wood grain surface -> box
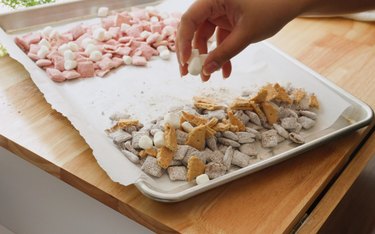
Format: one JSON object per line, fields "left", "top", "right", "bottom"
{"left": 1, "top": 17, "right": 375, "bottom": 233}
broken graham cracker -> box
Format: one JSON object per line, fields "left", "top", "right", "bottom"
{"left": 181, "top": 111, "right": 208, "bottom": 126}
{"left": 187, "top": 156, "right": 205, "bottom": 182}
{"left": 185, "top": 124, "right": 206, "bottom": 151}
{"left": 251, "top": 88, "right": 268, "bottom": 103}
{"left": 157, "top": 146, "right": 174, "bottom": 169}
{"left": 230, "top": 98, "right": 254, "bottom": 110}
{"left": 293, "top": 89, "right": 306, "bottom": 104}
{"left": 106, "top": 119, "right": 139, "bottom": 133}
{"left": 309, "top": 94, "right": 320, "bottom": 109}
{"left": 193, "top": 96, "right": 222, "bottom": 111}
{"left": 227, "top": 110, "right": 246, "bottom": 132}
{"left": 262, "top": 83, "right": 278, "bottom": 102}
{"left": 261, "top": 102, "right": 279, "bottom": 125}
{"left": 164, "top": 123, "right": 178, "bottom": 151}
{"left": 273, "top": 83, "right": 292, "bottom": 104}
{"left": 204, "top": 118, "right": 218, "bottom": 138}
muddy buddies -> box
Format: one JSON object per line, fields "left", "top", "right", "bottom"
{"left": 106, "top": 83, "right": 319, "bottom": 184}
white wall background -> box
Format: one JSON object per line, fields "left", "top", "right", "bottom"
{"left": 0, "top": 147, "right": 152, "bottom": 234}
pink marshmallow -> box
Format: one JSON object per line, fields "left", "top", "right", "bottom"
{"left": 46, "top": 68, "right": 66, "bottom": 82}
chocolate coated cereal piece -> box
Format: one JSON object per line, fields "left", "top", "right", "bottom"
{"left": 281, "top": 117, "right": 298, "bottom": 130}
{"left": 174, "top": 145, "right": 189, "bottom": 161}
{"left": 232, "top": 150, "right": 250, "bottom": 168}
{"left": 273, "top": 123, "right": 289, "bottom": 138}
{"left": 289, "top": 132, "right": 305, "bottom": 144}
{"left": 234, "top": 110, "right": 250, "bottom": 125}
{"left": 239, "top": 143, "right": 258, "bottom": 156}
{"left": 203, "top": 109, "right": 226, "bottom": 120}
{"left": 208, "top": 150, "right": 224, "bottom": 163}
{"left": 167, "top": 166, "right": 187, "bottom": 181}
{"left": 261, "top": 130, "right": 278, "bottom": 148}
{"left": 218, "top": 144, "right": 229, "bottom": 154}
{"left": 205, "top": 162, "right": 227, "bottom": 179}
{"left": 217, "top": 137, "right": 241, "bottom": 148}
{"left": 299, "top": 110, "right": 317, "bottom": 120}
{"left": 223, "top": 146, "right": 234, "bottom": 169}
{"left": 298, "top": 116, "right": 316, "bottom": 129}
{"left": 222, "top": 131, "right": 239, "bottom": 141}
{"left": 295, "top": 123, "right": 302, "bottom": 133}
{"left": 132, "top": 131, "right": 149, "bottom": 149}
{"left": 141, "top": 156, "right": 163, "bottom": 177}
{"left": 124, "top": 141, "right": 139, "bottom": 155}
{"left": 169, "top": 160, "right": 183, "bottom": 166}
{"left": 176, "top": 129, "right": 188, "bottom": 145}
{"left": 236, "top": 132, "right": 255, "bottom": 144}
{"left": 245, "top": 127, "right": 262, "bottom": 140}
{"left": 245, "top": 110, "right": 262, "bottom": 126}
{"left": 121, "top": 149, "right": 140, "bottom": 164}
{"left": 206, "top": 136, "right": 218, "bottom": 151}
{"left": 110, "top": 130, "right": 132, "bottom": 145}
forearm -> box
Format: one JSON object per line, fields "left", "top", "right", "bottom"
{"left": 302, "top": 0, "right": 375, "bottom": 15}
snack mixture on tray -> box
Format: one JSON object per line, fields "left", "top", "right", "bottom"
{"left": 106, "top": 83, "right": 320, "bottom": 184}
{"left": 14, "top": 6, "right": 180, "bottom": 82}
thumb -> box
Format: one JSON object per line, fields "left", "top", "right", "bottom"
{"left": 203, "top": 25, "right": 251, "bottom": 76}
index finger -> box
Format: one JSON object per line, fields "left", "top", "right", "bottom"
{"left": 176, "top": 0, "right": 214, "bottom": 65}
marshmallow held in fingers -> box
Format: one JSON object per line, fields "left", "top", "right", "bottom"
{"left": 186, "top": 49, "right": 208, "bottom": 76}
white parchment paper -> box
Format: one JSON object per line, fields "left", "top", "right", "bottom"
{"left": 0, "top": 0, "right": 350, "bottom": 186}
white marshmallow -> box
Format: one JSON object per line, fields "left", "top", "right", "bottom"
{"left": 81, "top": 38, "right": 96, "bottom": 49}
{"left": 122, "top": 55, "right": 132, "bottom": 65}
{"left": 209, "top": 41, "right": 217, "bottom": 51}
{"left": 156, "top": 45, "right": 168, "bottom": 53}
{"left": 41, "top": 26, "right": 53, "bottom": 38}
{"left": 38, "top": 38, "right": 50, "bottom": 48}
{"left": 187, "top": 48, "right": 200, "bottom": 64}
{"left": 63, "top": 50, "right": 75, "bottom": 60}
{"left": 49, "top": 29, "right": 60, "bottom": 39}
{"left": 188, "top": 57, "right": 202, "bottom": 76}
{"left": 181, "top": 121, "right": 194, "bottom": 133}
{"left": 37, "top": 45, "right": 49, "bottom": 59}
{"left": 85, "top": 44, "right": 97, "bottom": 55}
{"left": 97, "top": 7, "right": 109, "bottom": 17}
{"left": 196, "top": 174, "right": 210, "bottom": 185}
{"left": 138, "top": 135, "right": 153, "bottom": 150}
{"left": 153, "top": 131, "right": 165, "bottom": 148}
{"left": 159, "top": 49, "right": 170, "bottom": 60}
{"left": 89, "top": 50, "right": 102, "bottom": 61}
{"left": 140, "top": 31, "right": 152, "bottom": 39}
{"left": 93, "top": 28, "right": 106, "bottom": 41}
{"left": 64, "top": 60, "right": 77, "bottom": 71}
{"left": 120, "top": 23, "right": 131, "bottom": 32}
{"left": 58, "top": 44, "right": 70, "bottom": 55}
{"left": 145, "top": 6, "right": 155, "bottom": 12}
{"left": 164, "top": 112, "right": 180, "bottom": 129}
{"left": 150, "top": 16, "right": 159, "bottom": 23}
{"left": 162, "top": 25, "right": 174, "bottom": 37}
{"left": 104, "top": 31, "right": 112, "bottom": 41}
{"left": 68, "top": 42, "right": 79, "bottom": 52}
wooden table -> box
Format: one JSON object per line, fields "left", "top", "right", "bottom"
{"left": 1, "top": 17, "right": 375, "bottom": 233}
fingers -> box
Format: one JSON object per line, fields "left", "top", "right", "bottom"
{"left": 203, "top": 20, "right": 251, "bottom": 76}
{"left": 193, "top": 20, "right": 216, "bottom": 82}
{"left": 176, "top": 0, "right": 214, "bottom": 69}
{"left": 216, "top": 27, "right": 232, "bottom": 78}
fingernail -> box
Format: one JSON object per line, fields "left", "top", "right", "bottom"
{"left": 203, "top": 61, "right": 220, "bottom": 76}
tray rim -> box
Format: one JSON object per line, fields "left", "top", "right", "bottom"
{"left": 135, "top": 41, "right": 374, "bottom": 202}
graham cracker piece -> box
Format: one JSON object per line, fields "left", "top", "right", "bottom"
{"left": 145, "top": 147, "right": 158, "bottom": 157}
{"left": 251, "top": 102, "right": 267, "bottom": 123}
{"left": 229, "top": 98, "right": 254, "bottom": 110}
{"left": 213, "top": 122, "right": 231, "bottom": 132}
{"left": 205, "top": 118, "right": 218, "bottom": 138}
{"left": 164, "top": 123, "right": 178, "bottom": 151}
{"left": 157, "top": 146, "right": 174, "bottom": 169}
{"left": 185, "top": 124, "right": 206, "bottom": 151}
{"left": 187, "top": 156, "right": 205, "bottom": 182}
{"left": 193, "top": 96, "right": 222, "bottom": 111}
{"left": 106, "top": 119, "right": 139, "bottom": 133}
{"left": 293, "top": 89, "right": 306, "bottom": 104}
{"left": 261, "top": 102, "right": 279, "bottom": 125}
{"left": 274, "top": 83, "right": 292, "bottom": 104}
{"left": 181, "top": 111, "right": 208, "bottom": 126}
{"left": 262, "top": 84, "right": 278, "bottom": 101}
{"left": 309, "top": 94, "right": 320, "bottom": 109}
{"left": 251, "top": 88, "right": 268, "bottom": 103}
{"left": 138, "top": 150, "right": 148, "bottom": 159}
{"left": 227, "top": 110, "right": 246, "bottom": 132}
